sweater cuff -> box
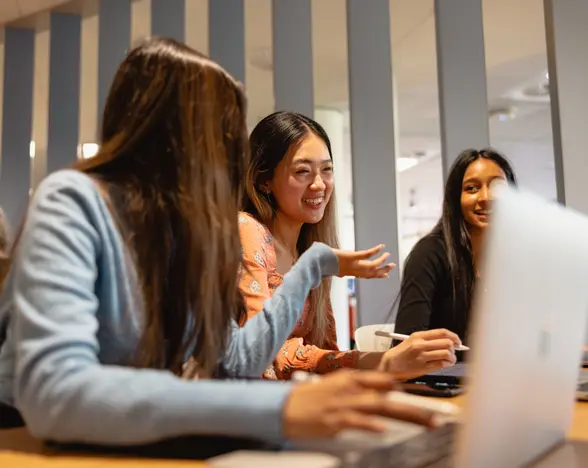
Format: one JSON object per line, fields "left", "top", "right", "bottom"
{"left": 244, "top": 381, "right": 294, "bottom": 443}
{"left": 311, "top": 242, "right": 339, "bottom": 277}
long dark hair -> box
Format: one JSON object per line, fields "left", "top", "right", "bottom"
{"left": 0, "top": 206, "right": 8, "bottom": 255}
{"left": 428, "top": 148, "right": 517, "bottom": 315}
{"left": 3, "top": 37, "right": 249, "bottom": 377}
{"left": 241, "top": 111, "right": 339, "bottom": 346}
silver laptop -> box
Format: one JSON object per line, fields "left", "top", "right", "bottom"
{"left": 454, "top": 184, "right": 588, "bottom": 467}
{"left": 290, "top": 185, "right": 588, "bottom": 467}
{"left": 286, "top": 187, "right": 588, "bottom": 468}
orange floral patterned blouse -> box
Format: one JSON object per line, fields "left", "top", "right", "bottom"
{"left": 238, "top": 212, "right": 359, "bottom": 380}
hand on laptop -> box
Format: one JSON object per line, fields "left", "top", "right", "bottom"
{"left": 282, "top": 370, "right": 437, "bottom": 439}
{"left": 377, "top": 329, "right": 460, "bottom": 381}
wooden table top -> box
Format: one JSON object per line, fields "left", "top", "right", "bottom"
{"left": 448, "top": 396, "right": 588, "bottom": 442}
{"left": 2, "top": 400, "right": 587, "bottom": 467}
{"left": 0, "top": 426, "right": 207, "bottom": 467}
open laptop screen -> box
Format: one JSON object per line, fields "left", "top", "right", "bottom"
{"left": 427, "top": 362, "right": 467, "bottom": 378}
{"left": 408, "top": 362, "right": 468, "bottom": 388}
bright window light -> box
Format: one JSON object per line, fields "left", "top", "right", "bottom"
{"left": 77, "top": 142, "right": 99, "bottom": 159}
{"left": 397, "top": 157, "right": 418, "bottom": 173}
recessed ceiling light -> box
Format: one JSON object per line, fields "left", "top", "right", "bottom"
{"left": 489, "top": 107, "right": 517, "bottom": 122}
{"left": 523, "top": 82, "right": 549, "bottom": 98}
{"left": 504, "top": 71, "right": 551, "bottom": 103}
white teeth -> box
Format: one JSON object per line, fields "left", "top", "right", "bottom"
{"left": 303, "top": 198, "right": 324, "bottom": 206}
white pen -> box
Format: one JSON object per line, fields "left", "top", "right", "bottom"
{"left": 374, "top": 330, "right": 470, "bottom": 351}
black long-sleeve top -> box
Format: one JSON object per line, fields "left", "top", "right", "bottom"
{"left": 395, "top": 234, "right": 470, "bottom": 346}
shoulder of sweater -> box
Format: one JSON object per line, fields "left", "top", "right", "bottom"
{"left": 28, "top": 169, "right": 114, "bottom": 240}
{"left": 32, "top": 169, "right": 103, "bottom": 209}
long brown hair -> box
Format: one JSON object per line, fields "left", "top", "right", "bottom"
{"left": 5, "top": 37, "right": 250, "bottom": 377}
{"left": 242, "top": 111, "right": 339, "bottom": 346}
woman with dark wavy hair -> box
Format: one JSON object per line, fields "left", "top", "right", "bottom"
{"left": 395, "top": 148, "right": 517, "bottom": 347}
{"left": 0, "top": 38, "right": 438, "bottom": 443}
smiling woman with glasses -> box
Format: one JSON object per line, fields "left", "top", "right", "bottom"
{"left": 394, "top": 148, "right": 517, "bottom": 351}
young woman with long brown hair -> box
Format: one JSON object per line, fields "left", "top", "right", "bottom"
{"left": 240, "top": 111, "right": 462, "bottom": 381}
{"left": 0, "top": 38, "right": 439, "bottom": 444}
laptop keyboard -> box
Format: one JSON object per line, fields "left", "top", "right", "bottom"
{"left": 329, "top": 369, "right": 588, "bottom": 467}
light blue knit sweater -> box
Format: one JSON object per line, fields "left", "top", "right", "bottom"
{"left": 0, "top": 170, "right": 338, "bottom": 445}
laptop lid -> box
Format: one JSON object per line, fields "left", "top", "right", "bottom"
{"left": 455, "top": 186, "right": 588, "bottom": 468}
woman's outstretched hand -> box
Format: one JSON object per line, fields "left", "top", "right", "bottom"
{"left": 333, "top": 244, "right": 395, "bottom": 279}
